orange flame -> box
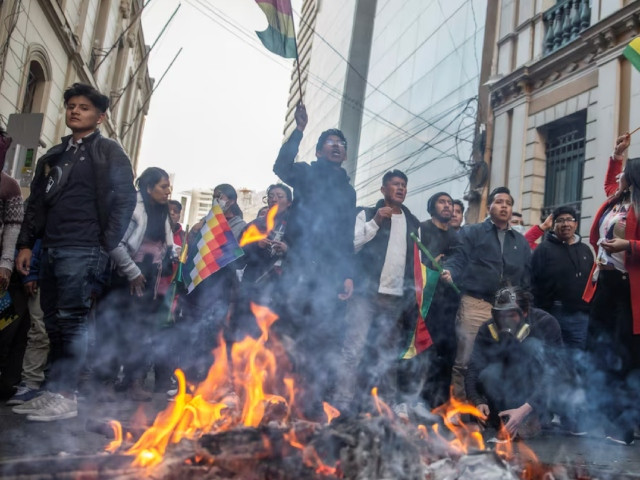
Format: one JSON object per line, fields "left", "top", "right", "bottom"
{"left": 284, "top": 377, "right": 296, "bottom": 421}
{"left": 284, "top": 428, "right": 305, "bottom": 450}
{"left": 494, "top": 424, "right": 541, "bottom": 479}
{"left": 105, "top": 420, "right": 123, "bottom": 453}
{"left": 126, "top": 369, "right": 191, "bottom": 467}
{"left": 239, "top": 205, "right": 278, "bottom": 246}
{"left": 117, "top": 303, "right": 303, "bottom": 469}
{"left": 284, "top": 428, "right": 337, "bottom": 476}
{"left": 234, "top": 303, "right": 280, "bottom": 427}
{"left": 371, "top": 387, "right": 394, "bottom": 419}
{"left": 495, "top": 425, "right": 514, "bottom": 459}
{"left": 431, "top": 396, "right": 486, "bottom": 453}
{"left": 305, "top": 448, "right": 337, "bottom": 476}
{"left": 322, "top": 401, "right": 341, "bottom": 424}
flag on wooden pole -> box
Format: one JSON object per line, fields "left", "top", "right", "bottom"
{"left": 254, "top": 0, "right": 297, "bottom": 58}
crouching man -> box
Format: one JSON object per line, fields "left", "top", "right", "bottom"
{"left": 465, "top": 287, "right": 562, "bottom": 438}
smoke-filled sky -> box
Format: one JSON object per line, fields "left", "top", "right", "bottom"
{"left": 138, "top": 0, "right": 302, "bottom": 194}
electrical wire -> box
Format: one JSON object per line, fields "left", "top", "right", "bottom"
{"left": 353, "top": 96, "right": 477, "bottom": 191}
{"left": 188, "top": 0, "right": 482, "bottom": 197}
{"left": 292, "top": 0, "right": 478, "bottom": 140}
{"left": 189, "top": 0, "right": 473, "bottom": 161}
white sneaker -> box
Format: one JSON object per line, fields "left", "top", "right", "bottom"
{"left": 26, "top": 394, "right": 77, "bottom": 422}
{"left": 11, "top": 391, "right": 53, "bottom": 414}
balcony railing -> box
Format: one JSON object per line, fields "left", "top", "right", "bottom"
{"left": 543, "top": 0, "right": 591, "bottom": 56}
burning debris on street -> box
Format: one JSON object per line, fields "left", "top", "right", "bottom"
{"left": 79, "top": 303, "right": 565, "bottom": 480}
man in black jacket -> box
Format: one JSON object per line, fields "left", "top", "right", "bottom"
{"left": 13, "top": 83, "right": 136, "bottom": 422}
{"left": 273, "top": 103, "right": 356, "bottom": 419}
{"left": 531, "top": 206, "right": 593, "bottom": 349}
{"left": 332, "top": 170, "right": 421, "bottom": 414}
{"left": 442, "top": 187, "right": 531, "bottom": 400}
{"left": 420, "top": 192, "right": 461, "bottom": 407}
{"left": 465, "top": 287, "right": 562, "bottom": 438}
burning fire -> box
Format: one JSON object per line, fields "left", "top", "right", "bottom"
{"left": 239, "top": 205, "right": 278, "bottom": 246}
{"left": 105, "top": 420, "right": 123, "bottom": 453}
{"left": 431, "top": 395, "right": 486, "bottom": 453}
{"left": 322, "top": 401, "right": 340, "bottom": 424}
{"left": 106, "top": 303, "right": 543, "bottom": 479}
{"left": 113, "top": 303, "right": 307, "bottom": 469}
{"left": 371, "top": 387, "right": 393, "bottom": 419}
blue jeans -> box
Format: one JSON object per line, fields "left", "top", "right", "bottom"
{"left": 549, "top": 305, "right": 589, "bottom": 349}
{"left": 40, "top": 246, "right": 108, "bottom": 393}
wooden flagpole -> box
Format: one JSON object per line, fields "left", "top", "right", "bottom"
{"left": 289, "top": 3, "right": 304, "bottom": 103}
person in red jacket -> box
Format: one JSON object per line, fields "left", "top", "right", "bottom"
{"left": 583, "top": 132, "right": 640, "bottom": 445}
{"left": 523, "top": 214, "right": 553, "bottom": 250}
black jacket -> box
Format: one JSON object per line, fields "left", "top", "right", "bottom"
{"left": 353, "top": 200, "right": 421, "bottom": 297}
{"left": 273, "top": 129, "right": 356, "bottom": 285}
{"left": 17, "top": 131, "right": 136, "bottom": 252}
{"left": 531, "top": 233, "right": 594, "bottom": 312}
{"left": 465, "top": 307, "right": 563, "bottom": 411}
{"left": 419, "top": 220, "right": 461, "bottom": 270}
{"left": 443, "top": 218, "right": 532, "bottom": 301}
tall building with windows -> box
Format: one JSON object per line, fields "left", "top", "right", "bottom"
{"left": 283, "top": 0, "right": 488, "bottom": 217}
{"left": 0, "top": 0, "right": 152, "bottom": 191}
{"left": 177, "top": 188, "right": 214, "bottom": 230}
{"left": 482, "top": 0, "right": 640, "bottom": 235}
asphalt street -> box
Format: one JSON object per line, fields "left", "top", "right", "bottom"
{"left": 0, "top": 393, "right": 639, "bottom": 478}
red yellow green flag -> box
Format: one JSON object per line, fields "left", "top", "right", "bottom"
{"left": 400, "top": 243, "right": 434, "bottom": 359}
{"left": 254, "top": 0, "right": 297, "bottom": 58}
{"left": 623, "top": 36, "right": 640, "bottom": 72}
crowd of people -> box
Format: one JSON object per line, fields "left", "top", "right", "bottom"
{"left": 0, "top": 85, "right": 639, "bottom": 447}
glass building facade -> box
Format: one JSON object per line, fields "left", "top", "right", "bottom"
{"left": 285, "top": 0, "right": 487, "bottom": 216}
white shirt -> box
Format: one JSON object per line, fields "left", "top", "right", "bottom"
{"left": 353, "top": 209, "right": 407, "bottom": 296}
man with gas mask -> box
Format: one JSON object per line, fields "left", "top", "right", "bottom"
{"left": 465, "top": 287, "right": 562, "bottom": 438}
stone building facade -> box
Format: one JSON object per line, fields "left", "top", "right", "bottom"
{"left": 481, "top": 0, "right": 640, "bottom": 235}
{"left": 0, "top": 0, "right": 152, "bottom": 188}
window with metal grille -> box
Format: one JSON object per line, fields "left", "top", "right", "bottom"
{"left": 542, "top": 111, "right": 586, "bottom": 218}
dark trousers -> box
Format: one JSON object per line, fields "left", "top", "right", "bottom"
{"left": 40, "top": 246, "right": 108, "bottom": 393}
{"left": 589, "top": 270, "right": 640, "bottom": 432}
{"left": 93, "top": 262, "right": 165, "bottom": 385}
{"left": 0, "top": 273, "right": 30, "bottom": 396}
{"left": 550, "top": 305, "right": 589, "bottom": 349}
{"left": 422, "top": 284, "right": 459, "bottom": 407}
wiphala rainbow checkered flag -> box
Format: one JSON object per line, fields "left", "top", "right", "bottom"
{"left": 183, "top": 200, "right": 244, "bottom": 293}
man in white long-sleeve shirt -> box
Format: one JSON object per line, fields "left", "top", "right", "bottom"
{"left": 333, "top": 170, "right": 422, "bottom": 414}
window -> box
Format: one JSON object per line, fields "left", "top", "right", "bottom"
{"left": 21, "top": 60, "right": 47, "bottom": 113}
{"left": 542, "top": 110, "right": 586, "bottom": 217}
{"left": 90, "top": 0, "right": 112, "bottom": 70}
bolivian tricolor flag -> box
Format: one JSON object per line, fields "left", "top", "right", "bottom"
{"left": 400, "top": 243, "right": 434, "bottom": 359}
{"left": 624, "top": 37, "right": 640, "bottom": 72}
{"left": 255, "top": 0, "right": 297, "bottom": 59}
